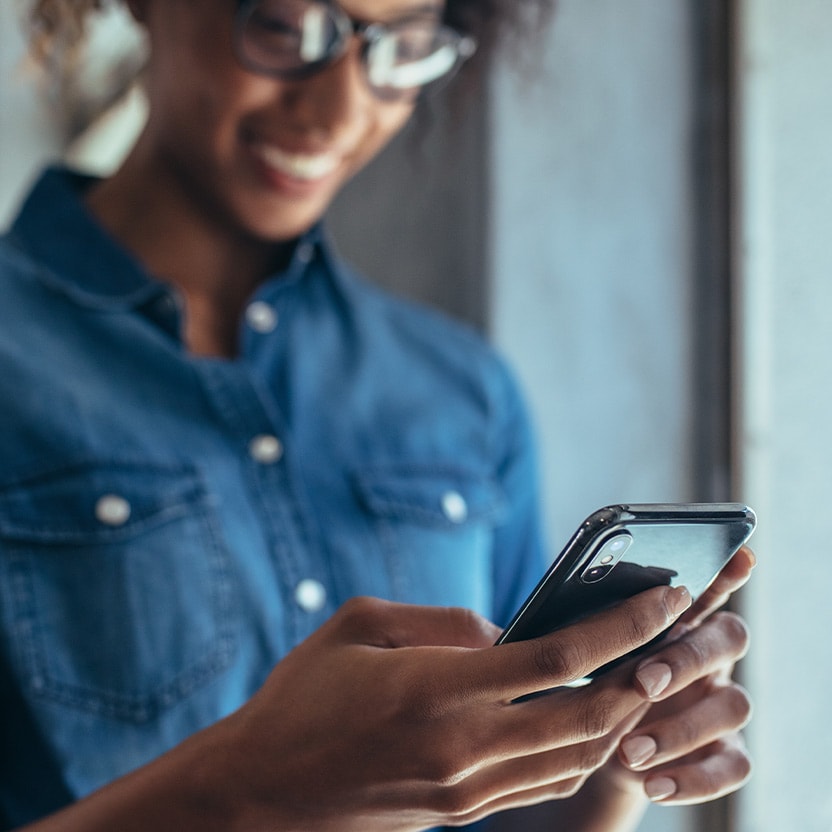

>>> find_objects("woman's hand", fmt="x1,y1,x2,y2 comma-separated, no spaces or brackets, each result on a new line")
210,586,692,831
609,546,756,805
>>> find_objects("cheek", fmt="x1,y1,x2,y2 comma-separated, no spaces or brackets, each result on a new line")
144,13,262,141
149,57,271,160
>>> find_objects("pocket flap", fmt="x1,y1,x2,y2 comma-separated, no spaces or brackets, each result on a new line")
353,464,506,527
0,461,210,543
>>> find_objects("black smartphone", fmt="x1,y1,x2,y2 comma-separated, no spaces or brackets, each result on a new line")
496,503,756,677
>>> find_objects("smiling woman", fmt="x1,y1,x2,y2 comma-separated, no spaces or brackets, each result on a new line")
0,0,755,830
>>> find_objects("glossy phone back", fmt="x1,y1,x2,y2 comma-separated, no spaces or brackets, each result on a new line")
497,503,756,647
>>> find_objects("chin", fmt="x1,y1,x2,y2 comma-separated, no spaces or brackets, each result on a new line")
243,214,320,244
230,193,326,243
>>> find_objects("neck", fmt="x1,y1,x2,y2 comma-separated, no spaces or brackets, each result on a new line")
85,140,296,358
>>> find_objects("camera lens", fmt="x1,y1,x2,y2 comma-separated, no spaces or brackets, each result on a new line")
609,537,629,554
582,564,612,584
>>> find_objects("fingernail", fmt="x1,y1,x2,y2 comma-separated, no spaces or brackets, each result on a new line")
646,776,677,801
667,586,692,618
621,735,657,768
635,662,672,699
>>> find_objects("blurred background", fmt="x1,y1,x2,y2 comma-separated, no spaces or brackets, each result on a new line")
2,1,830,830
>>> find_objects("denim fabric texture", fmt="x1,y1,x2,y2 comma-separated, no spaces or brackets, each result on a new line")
0,168,546,828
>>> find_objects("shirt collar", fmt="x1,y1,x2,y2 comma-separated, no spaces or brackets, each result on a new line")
7,166,328,311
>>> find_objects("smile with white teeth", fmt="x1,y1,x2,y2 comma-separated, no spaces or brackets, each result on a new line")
255,144,340,181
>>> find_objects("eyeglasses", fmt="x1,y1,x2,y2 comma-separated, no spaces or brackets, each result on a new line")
233,0,477,100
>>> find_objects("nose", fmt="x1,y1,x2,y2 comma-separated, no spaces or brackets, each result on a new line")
279,40,371,142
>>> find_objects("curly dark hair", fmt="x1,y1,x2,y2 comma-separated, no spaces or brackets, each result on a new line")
26,0,554,137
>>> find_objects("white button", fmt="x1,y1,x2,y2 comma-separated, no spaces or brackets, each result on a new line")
295,579,327,613
441,491,468,524
249,434,284,464
296,241,314,264
95,494,131,527
157,295,177,314
245,301,278,334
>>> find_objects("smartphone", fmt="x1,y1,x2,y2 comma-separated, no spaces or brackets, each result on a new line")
496,503,756,678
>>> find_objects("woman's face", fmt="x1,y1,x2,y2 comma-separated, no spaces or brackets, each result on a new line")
135,0,442,241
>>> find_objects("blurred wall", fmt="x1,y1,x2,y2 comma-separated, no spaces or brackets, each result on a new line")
489,0,697,543
735,2,832,830
0,3,61,227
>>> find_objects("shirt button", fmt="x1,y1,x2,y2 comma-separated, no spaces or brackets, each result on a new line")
245,301,278,334
296,241,315,264
249,434,284,464
295,579,327,613
441,491,468,524
156,295,176,314
95,494,132,526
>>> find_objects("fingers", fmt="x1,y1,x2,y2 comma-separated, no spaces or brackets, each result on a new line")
639,735,753,805
467,585,692,702
633,611,749,701
482,698,649,787
682,545,756,628
620,682,753,772
404,705,648,827
481,673,650,762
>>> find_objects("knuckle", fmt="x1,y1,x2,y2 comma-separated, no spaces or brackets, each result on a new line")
622,608,654,647
530,636,579,683
418,736,476,788
575,737,609,774
713,611,751,657
676,628,709,670
735,745,754,783
576,690,617,739
618,591,670,648
699,762,723,796
696,737,753,795
448,605,496,638
428,782,477,818
552,775,587,799
726,684,754,728
336,595,386,629
673,709,700,749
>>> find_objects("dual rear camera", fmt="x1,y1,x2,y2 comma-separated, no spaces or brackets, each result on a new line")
580,532,633,583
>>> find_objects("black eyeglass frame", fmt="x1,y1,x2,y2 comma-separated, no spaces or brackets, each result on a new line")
232,0,477,101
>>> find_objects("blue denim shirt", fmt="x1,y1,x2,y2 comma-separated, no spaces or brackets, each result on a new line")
0,168,546,828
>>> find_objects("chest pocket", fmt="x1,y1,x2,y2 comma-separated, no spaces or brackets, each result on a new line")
0,462,237,724
353,465,506,615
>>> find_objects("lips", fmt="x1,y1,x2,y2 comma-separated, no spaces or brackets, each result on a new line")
252,142,340,182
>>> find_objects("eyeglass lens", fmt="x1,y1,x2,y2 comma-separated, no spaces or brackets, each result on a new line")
236,0,474,96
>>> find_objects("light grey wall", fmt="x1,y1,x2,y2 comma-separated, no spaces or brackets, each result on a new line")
489,0,697,543
735,1,832,830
